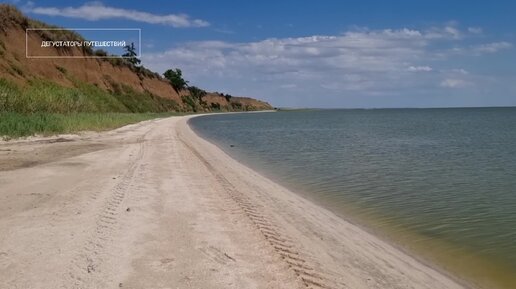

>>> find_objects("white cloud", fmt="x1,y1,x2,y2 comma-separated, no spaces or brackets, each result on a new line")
468,27,483,34
23,2,209,27
142,28,440,101
144,28,431,77
408,66,433,72
140,25,509,106
444,26,461,39
451,68,469,75
439,68,475,89
142,29,444,104
424,25,463,39
472,42,512,54
440,78,470,88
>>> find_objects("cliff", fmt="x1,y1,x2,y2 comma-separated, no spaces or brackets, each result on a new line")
0,4,273,113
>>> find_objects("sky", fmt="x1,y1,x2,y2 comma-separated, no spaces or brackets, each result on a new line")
8,0,516,108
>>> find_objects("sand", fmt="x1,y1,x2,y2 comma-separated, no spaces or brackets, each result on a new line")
0,115,469,289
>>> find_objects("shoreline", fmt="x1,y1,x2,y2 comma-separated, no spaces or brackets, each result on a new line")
0,115,471,288
180,114,470,289
187,111,516,289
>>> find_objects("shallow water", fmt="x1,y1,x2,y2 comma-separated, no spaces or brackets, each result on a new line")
189,108,516,288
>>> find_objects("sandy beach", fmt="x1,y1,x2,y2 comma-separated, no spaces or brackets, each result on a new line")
0,115,468,289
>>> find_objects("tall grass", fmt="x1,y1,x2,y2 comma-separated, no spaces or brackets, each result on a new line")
0,77,184,138
0,112,183,139
0,78,180,114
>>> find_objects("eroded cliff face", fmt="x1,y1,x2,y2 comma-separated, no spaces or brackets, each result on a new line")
1,24,182,102
0,5,273,112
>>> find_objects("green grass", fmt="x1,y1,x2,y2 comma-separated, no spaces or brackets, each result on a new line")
0,77,187,138
0,77,181,114
0,112,184,139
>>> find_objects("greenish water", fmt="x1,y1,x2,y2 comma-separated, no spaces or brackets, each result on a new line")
189,108,516,288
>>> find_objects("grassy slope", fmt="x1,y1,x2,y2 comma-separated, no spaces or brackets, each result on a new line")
0,78,182,114
0,5,272,138
0,77,185,138
0,112,183,139
0,5,185,138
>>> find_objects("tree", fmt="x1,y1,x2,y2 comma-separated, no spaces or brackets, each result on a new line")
188,86,207,101
164,68,188,92
122,42,141,66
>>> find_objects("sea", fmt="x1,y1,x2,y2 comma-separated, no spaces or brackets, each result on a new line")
189,108,516,288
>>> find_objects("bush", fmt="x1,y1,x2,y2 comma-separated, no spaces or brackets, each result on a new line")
164,68,188,92
188,86,207,101
181,95,198,112
231,102,242,110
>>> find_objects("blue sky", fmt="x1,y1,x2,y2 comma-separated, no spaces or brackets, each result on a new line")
10,0,516,108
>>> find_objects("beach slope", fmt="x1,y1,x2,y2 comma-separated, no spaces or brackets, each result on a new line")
0,116,466,289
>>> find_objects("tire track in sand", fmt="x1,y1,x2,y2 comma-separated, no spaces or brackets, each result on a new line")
65,134,147,289
179,134,347,289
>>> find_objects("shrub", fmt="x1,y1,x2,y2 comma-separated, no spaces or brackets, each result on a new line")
231,102,242,110
164,68,188,92
181,95,197,112
134,66,160,80
188,86,207,101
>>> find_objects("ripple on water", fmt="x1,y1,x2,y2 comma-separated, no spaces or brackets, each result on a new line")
190,108,516,288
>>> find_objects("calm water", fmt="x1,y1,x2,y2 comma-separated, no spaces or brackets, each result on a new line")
189,108,516,288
